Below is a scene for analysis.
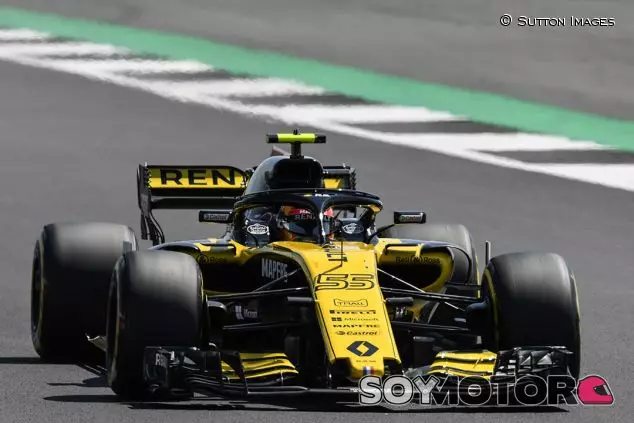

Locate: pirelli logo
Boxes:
[148,167,246,189]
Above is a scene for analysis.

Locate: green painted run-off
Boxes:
[0,7,633,151]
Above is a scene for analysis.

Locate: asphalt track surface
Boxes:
[1,54,633,423]
[3,0,634,120]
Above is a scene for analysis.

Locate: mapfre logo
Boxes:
[261,258,288,280]
[334,298,368,307]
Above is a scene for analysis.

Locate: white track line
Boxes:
[242,104,460,123]
[533,164,634,192]
[146,78,325,97]
[41,59,211,74]
[375,133,607,151]
[0,29,49,41]
[0,42,128,56]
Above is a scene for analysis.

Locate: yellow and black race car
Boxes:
[30,132,581,404]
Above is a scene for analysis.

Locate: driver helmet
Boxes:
[277,206,336,242]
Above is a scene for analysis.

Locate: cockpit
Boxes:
[231,189,383,246]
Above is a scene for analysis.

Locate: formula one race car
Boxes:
[30,132,581,403]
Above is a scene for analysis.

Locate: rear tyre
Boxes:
[106,250,203,400]
[31,222,137,362]
[482,252,581,379]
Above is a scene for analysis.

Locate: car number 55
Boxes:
[314,274,375,291]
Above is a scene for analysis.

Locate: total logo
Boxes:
[334,298,368,307]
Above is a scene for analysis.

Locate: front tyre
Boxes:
[106,250,203,400]
[482,252,581,379]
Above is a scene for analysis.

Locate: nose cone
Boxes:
[293,243,401,380]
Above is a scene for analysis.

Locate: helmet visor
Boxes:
[280,208,336,238]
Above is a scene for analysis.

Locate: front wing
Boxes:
[143,345,575,401]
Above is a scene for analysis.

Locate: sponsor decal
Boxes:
[315,274,375,291]
[358,374,615,407]
[262,258,288,279]
[293,211,315,220]
[333,324,380,328]
[154,353,169,368]
[197,255,228,265]
[330,310,377,315]
[394,212,426,224]
[151,167,243,189]
[243,309,258,319]
[398,214,424,223]
[332,316,380,322]
[247,223,269,235]
[334,298,368,307]
[322,243,347,262]
[347,341,379,357]
[200,212,231,222]
[232,304,258,320]
[395,256,441,265]
[342,222,364,235]
[337,330,379,336]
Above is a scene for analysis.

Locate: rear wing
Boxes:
[137,164,249,244]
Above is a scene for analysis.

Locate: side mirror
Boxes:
[393,211,426,224]
[367,212,426,240]
[199,210,232,224]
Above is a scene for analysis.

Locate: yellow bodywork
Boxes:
[427,351,497,378]
[323,177,348,189]
[267,133,325,143]
[221,352,299,381]
[179,236,481,381]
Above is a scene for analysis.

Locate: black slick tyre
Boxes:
[31,222,137,362]
[482,252,581,379]
[106,250,203,400]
